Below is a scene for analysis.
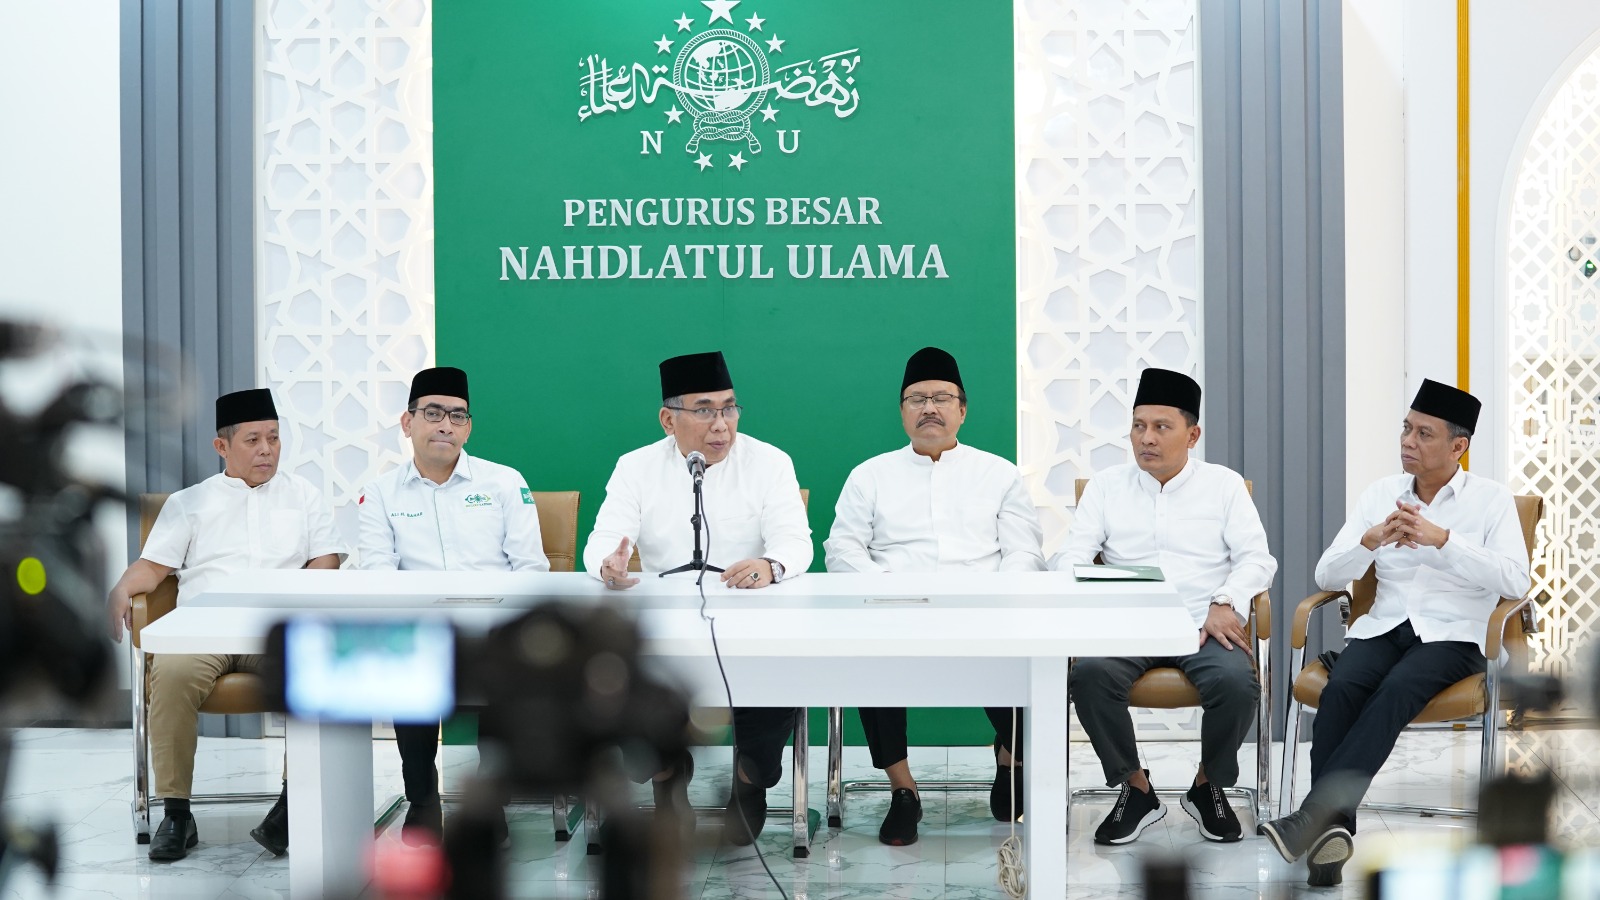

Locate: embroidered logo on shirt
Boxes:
[520,487,536,505]
[390,510,422,518]
[464,492,495,508]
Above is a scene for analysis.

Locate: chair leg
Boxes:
[826,707,843,828]
[792,709,810,858]
[1278,697,1301,819]
[1480,664,1502,795]
[1256,637,1272,830]
[131,647,152,844]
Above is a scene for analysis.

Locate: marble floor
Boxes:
[1,725,1596,898]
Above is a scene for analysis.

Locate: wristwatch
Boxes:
[1211,595,1234,609]
[762,557,785,583]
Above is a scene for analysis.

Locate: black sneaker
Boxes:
[1180,782,1242,842]
[1261,809,1319,862]
[1093,772,1165,845]
[723,780,767,846]
[878,788,922,846]
[1306,826,1354,887]
[401,793,444,847]
[148,812,198,861]
[990,762,1023,822]
[249,787,289,856]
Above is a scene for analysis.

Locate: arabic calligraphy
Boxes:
[773,49,861,118]
[577,55,672,121]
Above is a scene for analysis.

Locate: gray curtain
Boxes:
[1199,0,1346,738]
[121,0,257,737]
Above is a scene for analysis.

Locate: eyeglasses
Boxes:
[411,405,472,426]
[900,393,964,410]
[665,404,743,422]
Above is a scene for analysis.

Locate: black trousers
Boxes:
[858,707,1022,771]
[1302,619,1484,829]
[1071,639,1260,787]
[395,720,442,802]
[732,707,799,789]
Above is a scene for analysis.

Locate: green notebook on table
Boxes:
[1072,564,1165,582]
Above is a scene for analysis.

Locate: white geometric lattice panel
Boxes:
[1507,44,1600,678]
[1015,0,1203,555]
[256,0,434,520]
[1015,0,1203,738]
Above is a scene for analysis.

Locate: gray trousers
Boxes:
[1072,639,1259,787]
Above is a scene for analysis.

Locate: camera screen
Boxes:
[283,618,454,723]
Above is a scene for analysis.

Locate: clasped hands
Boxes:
[1360,500,1450,551]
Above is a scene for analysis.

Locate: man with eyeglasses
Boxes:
[357,366,549,846]
[582,350,812,846]
[824,346,1044,845]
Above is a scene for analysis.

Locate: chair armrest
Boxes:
[131,592,149,650]
[1485,596,1532,660]
[1249,591,1271,639]
[1292,589,1350,650]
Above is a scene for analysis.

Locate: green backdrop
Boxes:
[435,0,1016,745]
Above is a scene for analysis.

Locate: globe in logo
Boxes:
[673,29,770,153]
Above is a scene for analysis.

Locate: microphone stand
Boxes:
[660,468,722,576]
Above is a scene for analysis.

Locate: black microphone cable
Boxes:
[694,499,789,900]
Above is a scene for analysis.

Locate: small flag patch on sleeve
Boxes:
[520,487,535,505]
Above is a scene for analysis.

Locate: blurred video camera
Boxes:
[264,602,695,900]
[0,319,126,885]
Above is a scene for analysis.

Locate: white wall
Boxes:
[1342,0,1409,511]
[0,0,127,685]
[1341,0,1600,493]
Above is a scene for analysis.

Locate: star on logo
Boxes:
[766,34,785,53]
[745,13,765,31]
[654,35,674,54]
[759,105,778,122]
[728,152,747,171]
[695,153,713,171]
[701,0,739,25]
[665,106,684,124]
[674,12,693,32]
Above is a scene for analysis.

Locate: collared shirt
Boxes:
[140,471,345,605]
[356,449,549,572]
[582,433,813,578]
[1050,458,1278,626]
[824,443,1044,574]
[1317,467,1530,654]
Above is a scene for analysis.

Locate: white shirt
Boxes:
[582,434,813,577]
[824,443,1043,574]
[140,471,345,605]
[1317,467,1530,654]
[356,449,549,572]
[1050,458,1278,626]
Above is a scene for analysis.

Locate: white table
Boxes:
[141,569,1194,898]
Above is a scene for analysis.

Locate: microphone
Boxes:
[685,450,707,484]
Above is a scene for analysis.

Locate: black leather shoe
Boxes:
[250,788,289,856]
[878,788,922,846]
[402,794,444,847]
[990,760,1024,822]
[722,780,767,846]
[148,812,198,861]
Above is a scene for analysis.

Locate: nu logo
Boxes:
[577,0,862,171]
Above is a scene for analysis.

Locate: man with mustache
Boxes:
[583,350,813,846]
[1262,380,1529,887]
[1053,367,1277,846]
[357,366,550,847]
[824,347,1044,845]
[106,388,345,861]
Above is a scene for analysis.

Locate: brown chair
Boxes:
[130,493,276,843]
[1277,494,1543,819]
[532,491,581,572]
[1066,478,1274,830]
